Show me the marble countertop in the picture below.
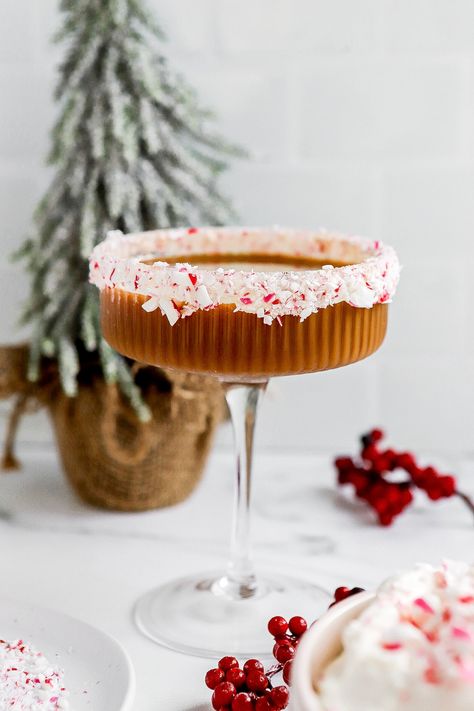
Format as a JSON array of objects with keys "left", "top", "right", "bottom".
[{"left": 0, "top": 443, "right": 473, "bottom": 710}]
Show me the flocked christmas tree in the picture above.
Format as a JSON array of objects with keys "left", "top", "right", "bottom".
[{"left": 16, "top": 0, "right": 241, "bottom": 420}]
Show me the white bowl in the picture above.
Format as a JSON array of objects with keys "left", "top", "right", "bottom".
[{"left": 291, "top": 592, "right": 375, "bottom": 711}]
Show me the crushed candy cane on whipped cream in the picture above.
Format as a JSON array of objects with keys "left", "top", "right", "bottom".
[
  {"left": 0, "top": 638, "right": 69, "bottom": 709},
  {"left": 89, "top": 226, "right": 400, "bottom": 326},
  {"left": 318, "top": 561, "right": 474, "bottom": 711}
]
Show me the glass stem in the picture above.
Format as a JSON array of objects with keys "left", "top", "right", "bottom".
[{"left": 221, "top": 381, "right": 268, "bottom": 600}]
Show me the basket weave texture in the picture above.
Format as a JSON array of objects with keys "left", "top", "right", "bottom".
[{"left": 0, "top": 345, "right": 224, "bottom": 511}]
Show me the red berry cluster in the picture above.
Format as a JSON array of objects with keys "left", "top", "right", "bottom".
[
  {"left": 205, "top": 656, "right": 289, "bottom": 710},
  {"left": 267, "top": 615, "right": 308, "bottom": 689},
  {"left": 335, "top": 429, "right": 474, "bottom": 526},
  {"left": 329, "top": 586, "right": 365, "bottom": 608},
  {"left": 204, "top": 587, "right": 365, "bottom": 710}
]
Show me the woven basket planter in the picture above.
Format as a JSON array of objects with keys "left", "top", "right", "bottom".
[{"left": 0, "top": 345, "right": 224, "bottom": 511}]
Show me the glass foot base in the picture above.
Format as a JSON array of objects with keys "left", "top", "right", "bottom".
[{"left": 134, "top": 570, "right": 330, "bottom": 658}]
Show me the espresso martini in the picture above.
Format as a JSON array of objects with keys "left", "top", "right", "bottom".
[
  {"left": 100, "top": 251, "right": 388, "bottom": 379},
  {"left": 90, "top": 226, "right": 399, "bottom": 658}
]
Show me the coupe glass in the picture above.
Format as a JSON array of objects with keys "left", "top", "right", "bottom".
[{"left": 90, "top": 227, "right": 399, "bottom": 658}]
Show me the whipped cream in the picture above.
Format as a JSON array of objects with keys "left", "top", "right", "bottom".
[
  {"left": 0, "top": 638, "right": 69, "bottom": 709},
  {"left": 318, "top": 561, "right": 474, "bottom": 711},
  {"left": 89, "top": 226, "right": 400, "bottom": 326}
]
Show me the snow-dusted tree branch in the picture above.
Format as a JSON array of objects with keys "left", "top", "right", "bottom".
[{"left": 16, "top": 0, "right": 243, "bottom": 419}]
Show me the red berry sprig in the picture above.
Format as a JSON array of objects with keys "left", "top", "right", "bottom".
[
  {"left": 329, "top": 586, "right": 366, "bottom": 608},
  {"left": 205, "top": 655, "right": 288, "bottom": 710},
  {"left": 335, "top": 429, "right": 474, "bottom": 526},
  {"left": 266, "top": 615, "right": 308, "bottom": 689},
  {"left": 204, "top": 587, "right": 364, "bottom": 710}
]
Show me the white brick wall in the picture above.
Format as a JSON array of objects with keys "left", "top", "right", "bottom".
[{"left": 1, "top": 0, "right": 473, "bottom": 454}]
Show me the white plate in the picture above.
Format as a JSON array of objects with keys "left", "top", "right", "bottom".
[{"left": 0, "top": 598, "right": 135, "bottom": 710}]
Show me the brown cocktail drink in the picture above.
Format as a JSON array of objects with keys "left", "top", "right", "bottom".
[
  {"left": 101, "top": 255, "right": 388, "bottom": 380},
  {"left": 90, "top": 227, "right": 400, "bottom": 658}
]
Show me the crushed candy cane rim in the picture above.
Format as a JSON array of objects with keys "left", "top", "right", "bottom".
[{"left": 89, "top": 226, "right": 400, "bottom": 326}]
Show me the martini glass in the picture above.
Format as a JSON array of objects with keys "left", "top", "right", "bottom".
[{"left": 90, "top": 226, "right": 399, "bottom": 658}]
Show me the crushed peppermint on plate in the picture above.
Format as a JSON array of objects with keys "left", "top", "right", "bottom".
[{"left": 0, "top": 638, "right": 69, "bottom": 709}]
